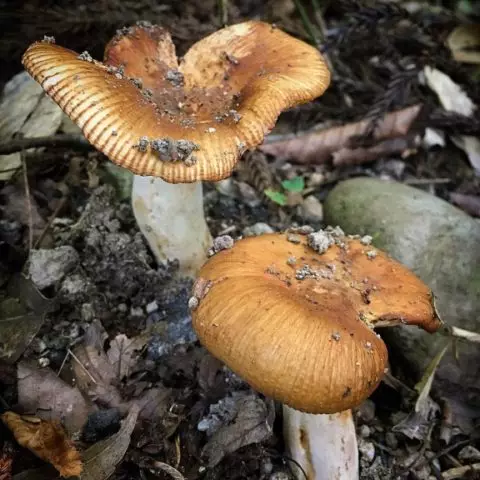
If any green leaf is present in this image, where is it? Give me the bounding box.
[281,176,305,193]
[264,189,287,206]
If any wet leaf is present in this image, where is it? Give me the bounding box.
[281,176,304,193]
[202,394,274,467]
[264,189,287,206]
[0,275,50,364]
[106,333,148,381]
[1,412,82,478]
[81,404,139,480]
[17,361,93,435]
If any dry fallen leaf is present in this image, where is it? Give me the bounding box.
[202,394,275,467]
[17,361,93,435]
[0,442,14,480]
[259,105,422,164]
[71,320,123,409]
[106,333,148,380]
[1,412,82,478]
[81,404,140,480]
[447,24,480,64]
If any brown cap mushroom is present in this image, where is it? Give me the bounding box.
[190,229,441,414]
[22,21,330,183]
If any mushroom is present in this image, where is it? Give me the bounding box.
[21,21,330,277]
[189,228,441,479]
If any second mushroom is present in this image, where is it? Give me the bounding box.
[189,227,442,480]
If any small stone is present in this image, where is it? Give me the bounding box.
[81,303,95,322]
[300,195,324,223]
[38,357,50,368]
[331,332,341,341]
[288,225,314,235]
[136,136,149,152]
[211,235,234,254]
[385,432,398,449]
[458,445,480,461]
[42,35,55,44]
[29,246,79,290]
[31,338,47,354]
[287,233,301,244]
[117,303,128,313]
[358,438,375,463]
[286,256,296,266]
[165,69,184,86]
[308,172,325,187]
[366,250,377,259]
[188,297,199,311]
[243,222,274,237]
[307,230,334,254]
[146,301,158,314]
[77,51,93,62]
[237,182,261,207]
[359,424,371,438]
[356,399,376,423]
[360,235,373,245]
[130,306,144,317]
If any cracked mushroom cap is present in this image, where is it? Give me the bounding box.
[22,21,330,183]
[190,230,441,414]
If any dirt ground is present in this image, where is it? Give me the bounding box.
[0,1,480,479]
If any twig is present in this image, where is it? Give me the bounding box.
[0,134,91,155]
[443,325,480,344]
[33,196,67,249]
[22,152,33,255]
[218,0,228,26]
[67,348,98,385]
[410,439,471,472]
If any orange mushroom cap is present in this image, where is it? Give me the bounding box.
[22,21,330,183]
[190,229,442,414]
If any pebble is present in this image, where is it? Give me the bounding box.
[300,195,324,223]
[146,301,158,314]
[130,306,144,317]
[243,222,275,237]
[356,399,376,423]
[359,424,371,438]
[385,431,398,449]
[358,438,375,462]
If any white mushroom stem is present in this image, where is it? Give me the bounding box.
[283,405,359,480]
[131,175,212,278]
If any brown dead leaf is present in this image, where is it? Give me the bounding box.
[17,361,93,435]
[81,404,139,480]
[71,320,123,409]
[450,193,480,217]
[202,394,275,467]
[106,333,148,380]
[0,442,14,480]
[259,105,422,164]
[1,412,82,478]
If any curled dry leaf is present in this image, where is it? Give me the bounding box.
[259,105,422,165]
[17,360,93,435]
[1,412,82,478]
[81,404,139,480]
[202,394,275,467]
[22,21,330,183]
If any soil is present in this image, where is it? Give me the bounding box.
[1,1,479,479]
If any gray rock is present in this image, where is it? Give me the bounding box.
[324,178,480,431]
[29,246,79,289]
